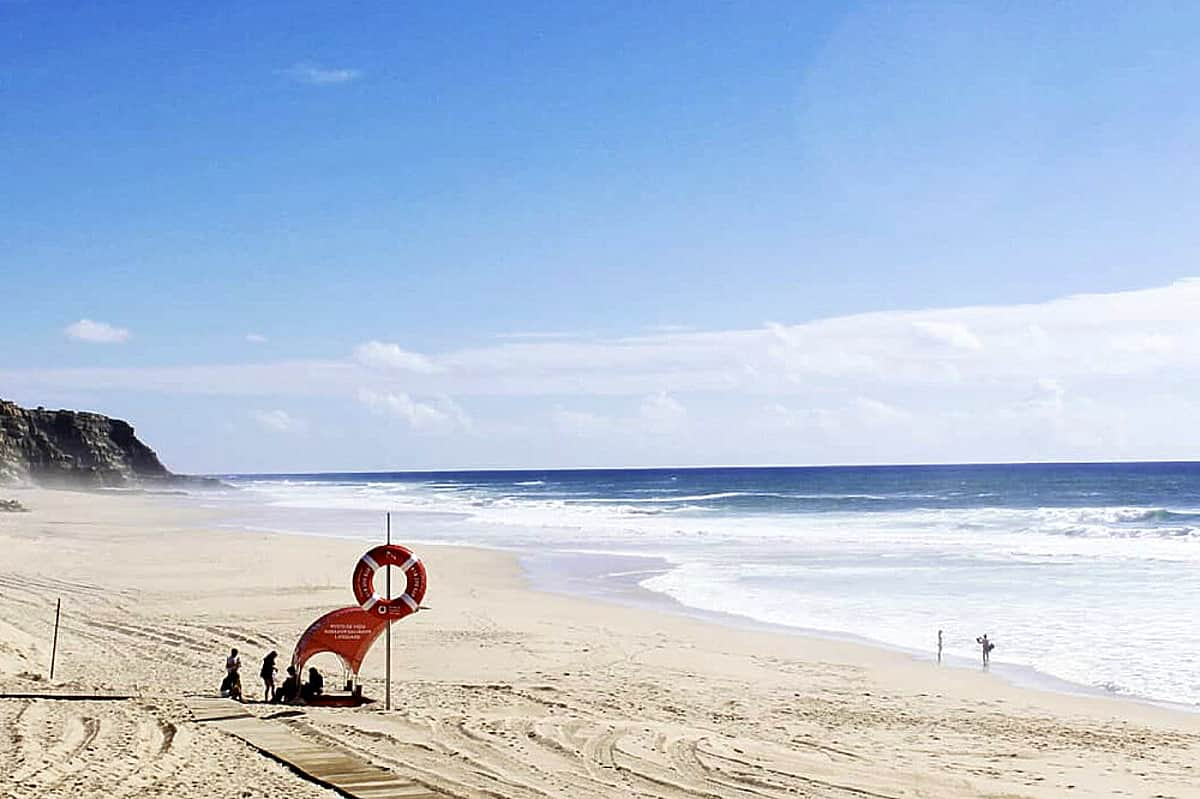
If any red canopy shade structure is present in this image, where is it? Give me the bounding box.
[292,606,390,677]
[291,544,427,686]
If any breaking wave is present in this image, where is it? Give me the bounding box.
[213,463,1200,706]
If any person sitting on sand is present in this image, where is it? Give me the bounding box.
[301,666,324,701]
[260,651,278,702]
[273,666,299,703]
[220,668,243,701]
[224,670,243,701]
[220,647,242,698]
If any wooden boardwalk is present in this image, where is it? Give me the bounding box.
[0,690,133,701]
[185,697,446,799]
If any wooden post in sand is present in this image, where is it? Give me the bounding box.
[385,513,392,711]
[49,598,61,680]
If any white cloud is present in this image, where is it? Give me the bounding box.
[253,409,305,433]
[639,392,687,432]
[1027,378,1065,413]
[553,394,687,439]
[24,280,1200,402]
[494,331,582,341]
[280,63,362,86]
[16,279,1200,464]
[1110,332,1173,354]
[911,320,982,351]
[764,402,829,433]
[551,408,611,437]
[246,333,268,344]
[764,397,907,436]
[64,319,130,344]
[358,389,470,433]
[354,341,441,373]
[851,396,909,426]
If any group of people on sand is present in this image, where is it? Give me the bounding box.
[220,647,324,704]
[936,629,997,666]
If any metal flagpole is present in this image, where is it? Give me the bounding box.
[49,598,61,680]
[385,512,392,711]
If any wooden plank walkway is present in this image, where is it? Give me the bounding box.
[0,690,133,701]
[185,697,446,799]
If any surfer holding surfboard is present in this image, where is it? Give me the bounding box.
[976,633,996,666]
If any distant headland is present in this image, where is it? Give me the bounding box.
[0,398,213,487]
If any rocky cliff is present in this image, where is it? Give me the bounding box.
[0,400,174,486]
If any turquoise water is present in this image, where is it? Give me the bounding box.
[211,463,1200,706]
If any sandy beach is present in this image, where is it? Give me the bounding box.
[1,487,1197,799]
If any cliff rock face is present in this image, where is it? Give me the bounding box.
[0,400,173,486]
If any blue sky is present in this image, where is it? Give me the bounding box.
[4,2,1200,472]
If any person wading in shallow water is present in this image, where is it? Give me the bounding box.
[976,633,995,666]
[937,629,943,664]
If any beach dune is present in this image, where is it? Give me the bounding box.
[1,488,1198,798]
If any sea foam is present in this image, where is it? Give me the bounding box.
[211,464,1200,706]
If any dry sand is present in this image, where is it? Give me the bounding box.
[1,487,1197,798]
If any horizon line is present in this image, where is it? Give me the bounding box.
[208,458,1200,478]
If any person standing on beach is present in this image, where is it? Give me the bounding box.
[976,633,994,666]
[260,651,278,702]
[226,647,240,676]
[937,629,943,664]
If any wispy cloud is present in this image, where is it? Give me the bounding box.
[1110,332,1173,354]
[15,280,1200,462]
[1026,378,1065,414]
[910,320,982,351]
[358,389,470,433]
[280,62,362,86]
[551,408,611,437]
[24,280,1200,398]
[354,341,441,373]
[494,330,584,341]
[553,393,688,439]
[246,333,268,344]
[639,392,687,432]
[253,409,306,433]
[764,396,908,434]
[64,319,131,344]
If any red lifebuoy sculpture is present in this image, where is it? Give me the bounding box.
[291,542,427,697]
[352,544,427,618]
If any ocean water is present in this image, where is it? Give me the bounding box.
[205,463,1200,707]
